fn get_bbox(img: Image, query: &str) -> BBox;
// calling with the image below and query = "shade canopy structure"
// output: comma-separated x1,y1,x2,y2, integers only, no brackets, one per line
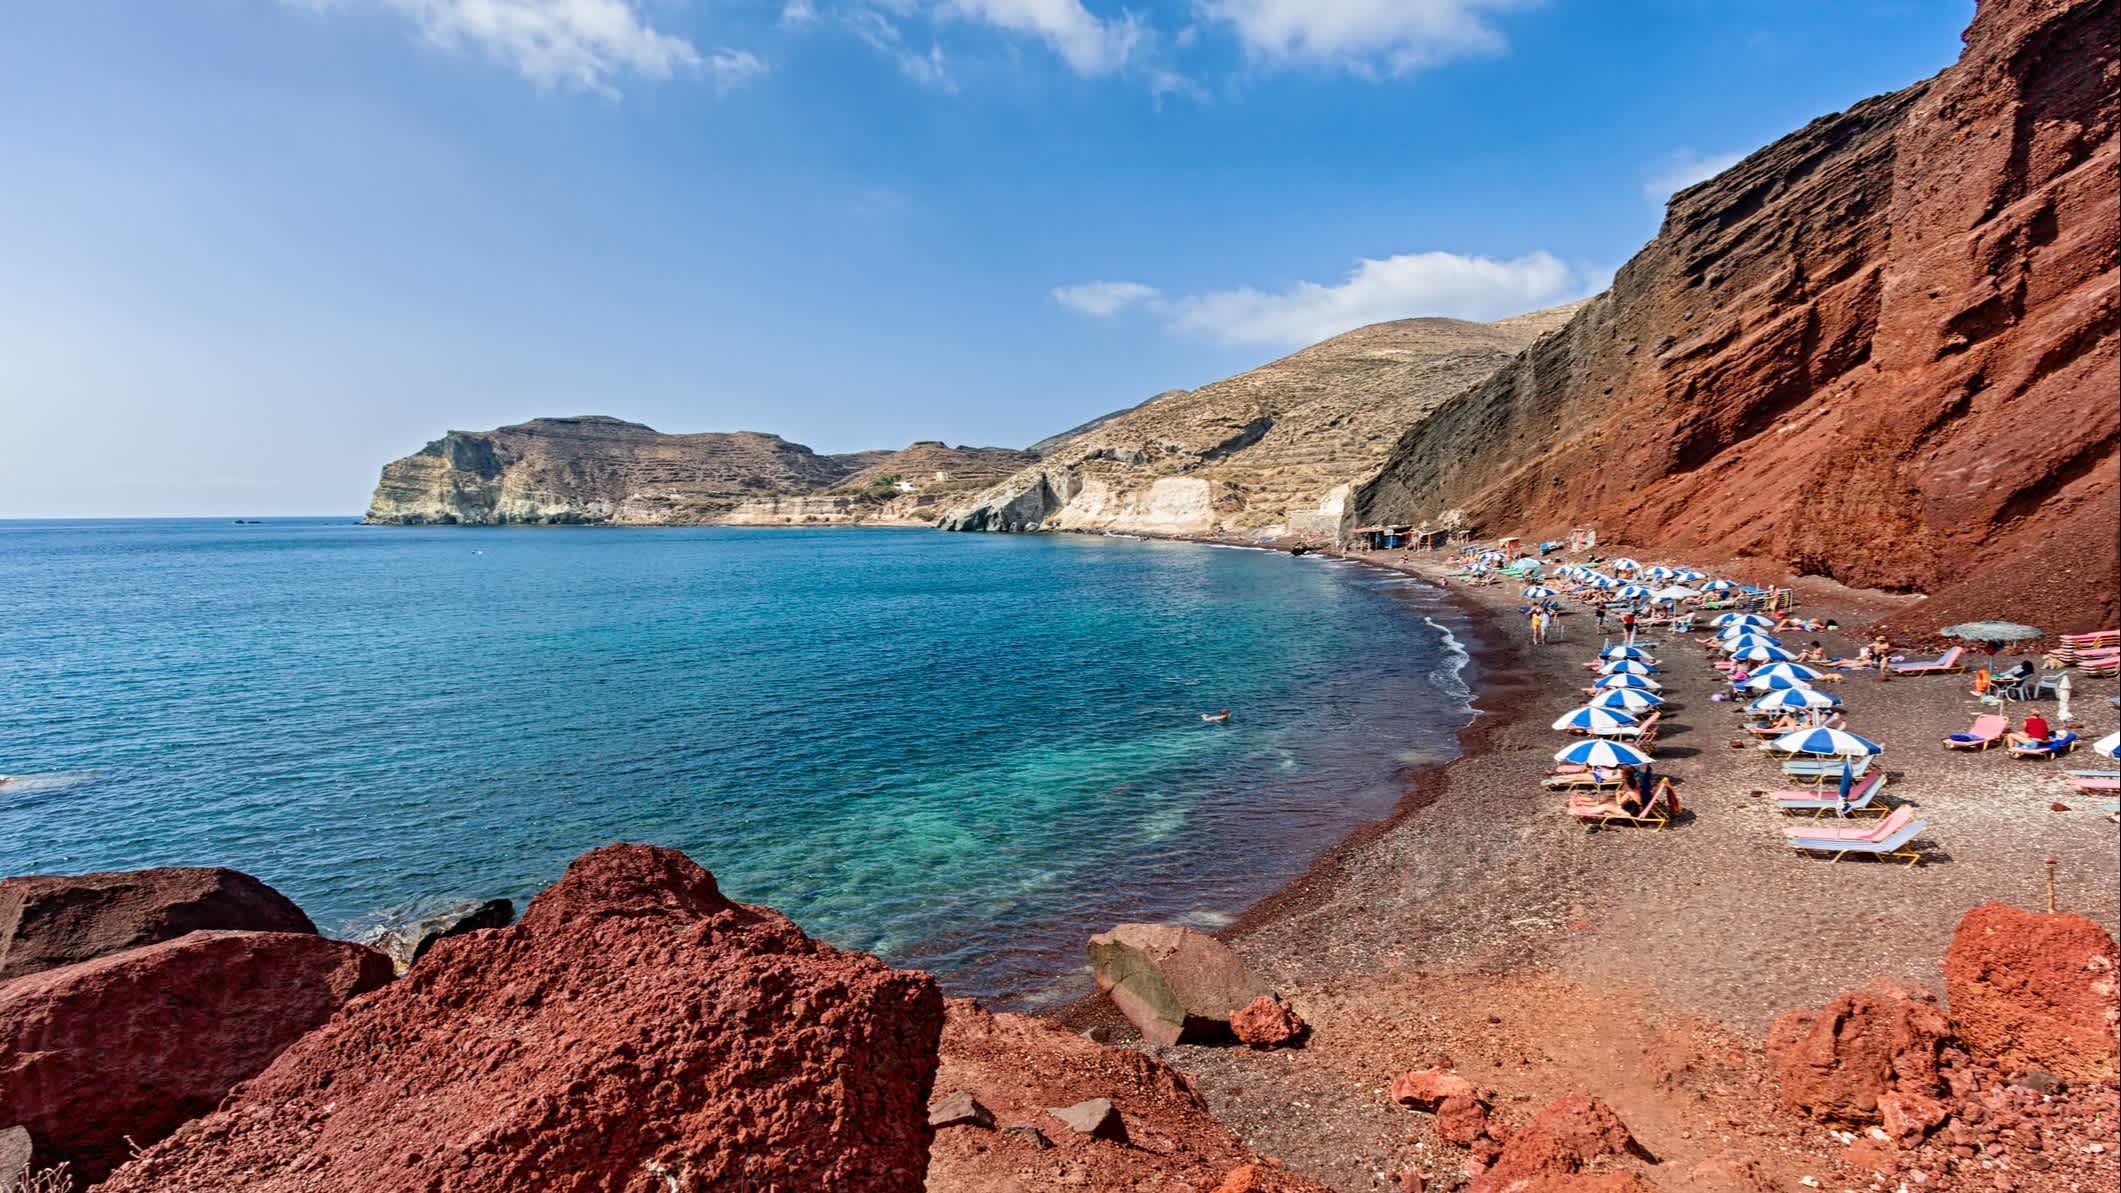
2097,732,2120,760
1595,673,1662,691
1600,659,1658,676
1553,705,1641,734
1938,621,2044,642
1676,569,1707,582
1600,644,1652,660
1744,672,1824,693
1730,643,1798,662
1591,688,1665,711
1750,661,1826,683
1749,687,1842,712
1768,727,1883,756
1523,585,1556,598
1712,611,1772,627
1555,738,1652,768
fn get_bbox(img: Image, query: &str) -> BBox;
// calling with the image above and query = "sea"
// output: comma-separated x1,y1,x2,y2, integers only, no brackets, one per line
0,519,1478,1004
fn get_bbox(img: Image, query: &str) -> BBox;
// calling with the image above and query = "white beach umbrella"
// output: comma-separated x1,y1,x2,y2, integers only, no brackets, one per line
1652,586,1698,601
1768,727,1883,756
1711,611,1771,627
1600,659,1658,676
1677,569,1708,582
1600,644,1652,660
1730,643,1798,663
1643,565,1676,580
1610,557,1640,571
1744,672,1823,693
1749,687,1842,712
1523,585,1556,598
1617,584,1651,600
1591,687,1665,712
2096,732,2120,759
1555,738,1652,767
1719,634,1783,654
1553,705,1641,734
1595,673,1662,691
1750,661,1825,683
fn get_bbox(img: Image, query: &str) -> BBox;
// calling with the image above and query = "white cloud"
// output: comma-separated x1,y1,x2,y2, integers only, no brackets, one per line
1052,280,1163,316
706,47,770,94
1198,0,1530,75
942,0,1144,75
779,0,820,29
1642,149,1744,201
292,0,703,95
1061,251,1581,345
898,43,957,90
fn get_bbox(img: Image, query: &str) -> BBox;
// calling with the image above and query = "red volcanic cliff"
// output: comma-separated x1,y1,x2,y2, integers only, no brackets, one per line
1357,0,2118,632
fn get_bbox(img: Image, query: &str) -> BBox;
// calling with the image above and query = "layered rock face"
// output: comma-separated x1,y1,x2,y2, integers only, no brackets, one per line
1944,902,2119,1082
1356,0,2118,632
939,308,1584,536
365,416,1032,526
0,865,316,981
100,844,945,1193
0,929,392,1183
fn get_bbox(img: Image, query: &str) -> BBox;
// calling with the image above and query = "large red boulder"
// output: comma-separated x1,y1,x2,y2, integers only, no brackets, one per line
98,844,945,1193
1469,1095,1648,1193
1943,902,2120,1082
1088,923,1274,1045
1765,981,1949,1124
0,866,316,980
0,929,391,1184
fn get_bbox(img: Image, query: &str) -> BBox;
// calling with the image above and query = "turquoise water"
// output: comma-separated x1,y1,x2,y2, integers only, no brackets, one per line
1,520,1474,1003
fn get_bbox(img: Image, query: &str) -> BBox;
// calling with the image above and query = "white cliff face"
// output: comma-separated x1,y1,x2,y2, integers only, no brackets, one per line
1044,477,1221,535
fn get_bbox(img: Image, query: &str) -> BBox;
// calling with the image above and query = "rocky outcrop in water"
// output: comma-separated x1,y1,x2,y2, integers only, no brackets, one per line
0,866,316,981
365,417,1032,526
938,309,1583,537
0,929,392,1184
99,844,945,1193
1354,0,2118,632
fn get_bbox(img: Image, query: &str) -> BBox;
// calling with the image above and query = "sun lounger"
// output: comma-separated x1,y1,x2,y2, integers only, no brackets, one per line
1781,804,1914,841
2067,769,2121,778
1565,778,1675,830
1785,817,1928,866
1893,646,1965,675
1542,768,1624,791
2006,731,2078,759
2065,776,2120,793
1773,773,1887,817
1943,714,2009,750
1781,755,1875,783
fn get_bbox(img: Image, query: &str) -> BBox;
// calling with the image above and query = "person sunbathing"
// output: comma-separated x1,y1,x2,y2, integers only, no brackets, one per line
1797,641,1826,662
2005,712,2052,749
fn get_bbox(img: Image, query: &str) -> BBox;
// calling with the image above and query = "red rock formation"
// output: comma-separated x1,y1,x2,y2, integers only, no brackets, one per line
1765,981,1950,1124
1358,0,2119,634
1391,1068,1481,1108
0,866,315,981
1468,1095,1650,1193
925,998,1333,1193
0,929,391,1184
1944,901,2121,1081
1231,993,1308,1047
98,844,945,1193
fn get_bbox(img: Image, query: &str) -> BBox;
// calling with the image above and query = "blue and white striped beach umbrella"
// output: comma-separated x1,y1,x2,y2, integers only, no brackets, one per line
1594,673,1662,691
1743,672,1821,693
1643,565,1676,580
1652,586,1698,602
1711,611,1769,626
1600,644,1651,660
1748,687,1841,712
1522,585,1556,598
1552,705,1641,734
1719,634,1783,653
1768,727,1882,756
2096,732,2119,759
1616,584,1651,600
1600,658,1658,676
1677,569,1708,582
1590,575,1619,589
1591,687,1664,711
1610,557,1640,571
1554,738,1652,767
1750,661,1825,683
1729,643,1797,662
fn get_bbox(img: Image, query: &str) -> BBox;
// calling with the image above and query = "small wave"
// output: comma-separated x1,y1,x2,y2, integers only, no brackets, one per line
0,771,101,795
1171,907,1236,930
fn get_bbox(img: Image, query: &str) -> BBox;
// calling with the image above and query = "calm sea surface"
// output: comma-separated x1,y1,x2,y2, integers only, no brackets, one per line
0,520,1475,1003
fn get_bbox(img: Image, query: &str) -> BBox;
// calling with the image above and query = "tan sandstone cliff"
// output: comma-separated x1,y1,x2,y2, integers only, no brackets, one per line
935,306,1585,537
364,417,1033,526
1353,0,2118,632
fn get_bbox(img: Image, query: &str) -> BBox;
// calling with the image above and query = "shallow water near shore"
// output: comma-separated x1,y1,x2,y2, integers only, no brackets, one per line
1,520,1473,1003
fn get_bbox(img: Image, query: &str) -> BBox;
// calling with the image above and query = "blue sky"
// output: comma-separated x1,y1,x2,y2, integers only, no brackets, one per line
0,0,1972,515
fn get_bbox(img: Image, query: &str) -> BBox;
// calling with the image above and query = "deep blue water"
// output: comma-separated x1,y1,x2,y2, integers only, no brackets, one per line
0,519,1475,1003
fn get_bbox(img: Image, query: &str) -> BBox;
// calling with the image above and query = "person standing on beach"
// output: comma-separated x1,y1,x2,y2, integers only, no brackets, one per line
1595,606,1608,636
1621,610,1637,644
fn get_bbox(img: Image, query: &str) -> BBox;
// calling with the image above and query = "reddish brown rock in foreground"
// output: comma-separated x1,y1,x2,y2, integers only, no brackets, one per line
1944,901,2121,1082
1356,0,2120,636
1468,1095,1652,1193
99,844,945,1193
1391,1068,1480,1109
1088,922,1273,1045
1766,981,1950,1124
0,866,316,981
0,929,391,1184
925,998,1333,1193
1232,993,1308,1048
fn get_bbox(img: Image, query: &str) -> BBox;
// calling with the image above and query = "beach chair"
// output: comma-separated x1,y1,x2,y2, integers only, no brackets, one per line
1785,816,1928,866
1541,768,1625,791
1607,711,1661,740
1781,755,1875,784
2005,731,2078,759
1943,714,2009,751
2064,775,2120,793
1773,772,1888,818
1565,778,1674,830
1782,803,1914,844
1893,646,1965,675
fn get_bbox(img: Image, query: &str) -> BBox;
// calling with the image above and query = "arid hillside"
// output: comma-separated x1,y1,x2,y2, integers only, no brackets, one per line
938,305,1585,537
1354,0,2118,632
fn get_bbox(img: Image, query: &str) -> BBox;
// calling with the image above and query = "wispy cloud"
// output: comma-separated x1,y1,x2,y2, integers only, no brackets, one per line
779,0,820,30
1051,280,1163,315
1642,148,1744,201
1057,250,1588,346
1198,0,1532,76
706,48,770,94
289,0,704,96
941,0,1144,75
